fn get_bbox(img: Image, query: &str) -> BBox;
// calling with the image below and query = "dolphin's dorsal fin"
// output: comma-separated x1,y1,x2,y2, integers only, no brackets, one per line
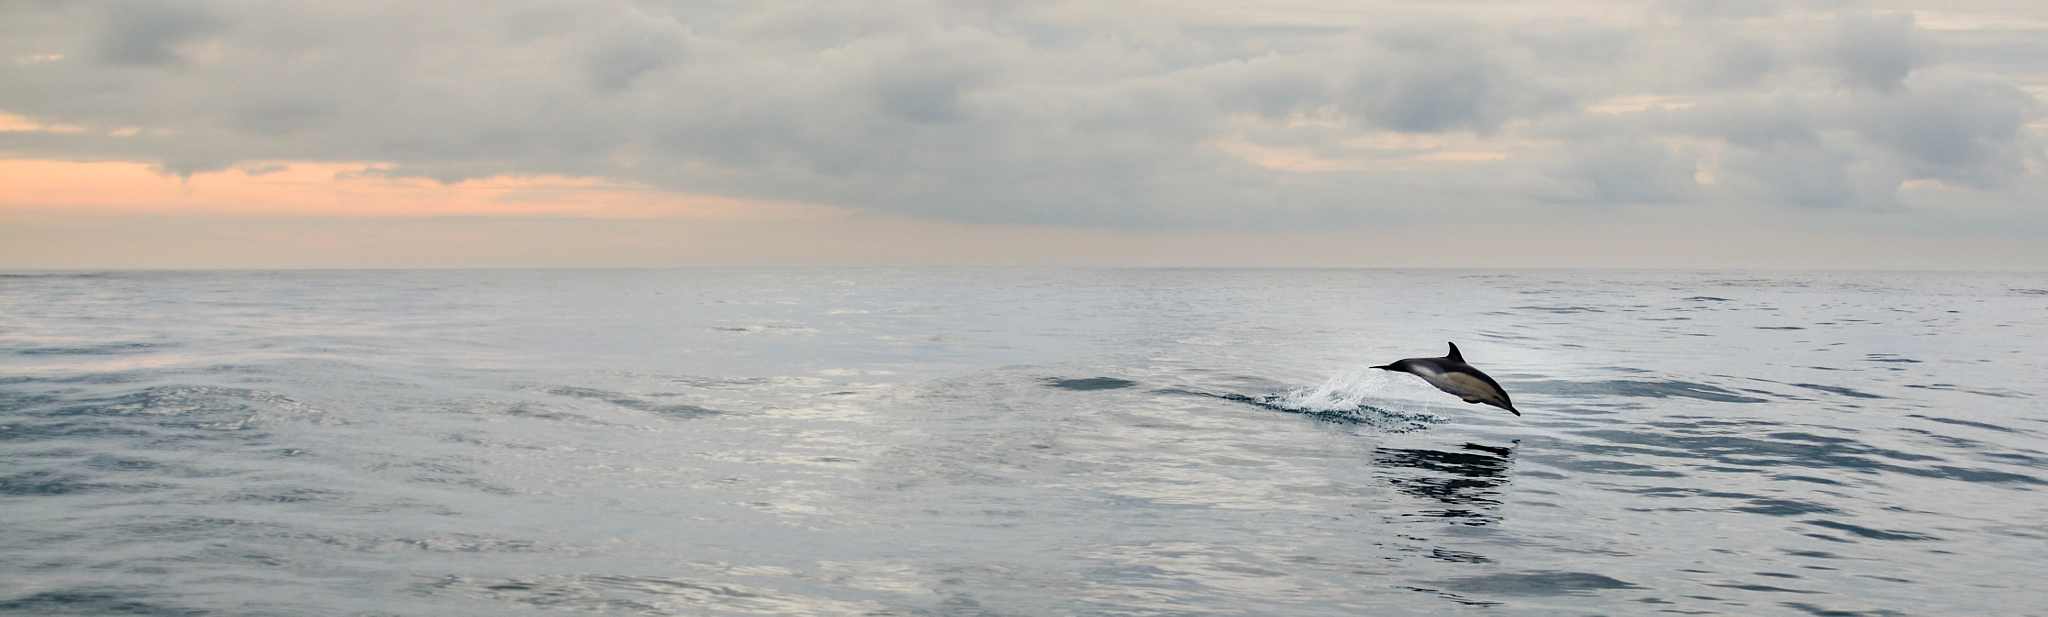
1446,342,1464,363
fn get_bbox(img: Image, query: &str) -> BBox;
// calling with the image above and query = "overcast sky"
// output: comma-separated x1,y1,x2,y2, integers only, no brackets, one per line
3,0,2047,268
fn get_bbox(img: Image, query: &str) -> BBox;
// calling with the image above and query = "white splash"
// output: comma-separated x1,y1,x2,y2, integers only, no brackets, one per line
1274,365,1393,412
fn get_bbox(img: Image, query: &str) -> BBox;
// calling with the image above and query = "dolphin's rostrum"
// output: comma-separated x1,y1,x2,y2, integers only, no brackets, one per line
1373,342,1520,416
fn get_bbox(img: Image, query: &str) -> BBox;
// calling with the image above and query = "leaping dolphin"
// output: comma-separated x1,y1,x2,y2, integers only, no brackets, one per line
1373,342,1520,416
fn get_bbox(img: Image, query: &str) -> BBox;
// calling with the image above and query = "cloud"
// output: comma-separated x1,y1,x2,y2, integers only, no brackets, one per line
0,0,2042,228
1827,11,1924,93
95,0,230,66
1847,71,2034,184
1540,139,1702,205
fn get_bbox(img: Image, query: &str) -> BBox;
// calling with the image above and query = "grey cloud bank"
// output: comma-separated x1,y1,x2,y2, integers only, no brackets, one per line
2,0,2046,233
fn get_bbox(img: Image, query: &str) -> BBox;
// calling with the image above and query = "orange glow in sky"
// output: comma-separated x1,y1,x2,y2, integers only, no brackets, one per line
0,159,848,220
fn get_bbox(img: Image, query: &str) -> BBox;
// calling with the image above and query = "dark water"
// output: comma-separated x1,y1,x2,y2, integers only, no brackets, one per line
2,269,2044,615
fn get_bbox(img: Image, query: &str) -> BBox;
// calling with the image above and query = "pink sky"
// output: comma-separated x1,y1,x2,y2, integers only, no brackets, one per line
0,159,845,220
4,156,2044,269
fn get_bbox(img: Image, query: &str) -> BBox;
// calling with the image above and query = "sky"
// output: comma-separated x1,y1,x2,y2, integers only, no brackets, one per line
3,0,2047,269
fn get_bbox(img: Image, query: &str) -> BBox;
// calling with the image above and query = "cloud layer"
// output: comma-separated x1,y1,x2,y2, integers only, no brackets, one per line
2,0,2045,229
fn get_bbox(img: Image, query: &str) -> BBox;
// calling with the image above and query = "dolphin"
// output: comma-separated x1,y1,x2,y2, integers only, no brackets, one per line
1373,342,1520,416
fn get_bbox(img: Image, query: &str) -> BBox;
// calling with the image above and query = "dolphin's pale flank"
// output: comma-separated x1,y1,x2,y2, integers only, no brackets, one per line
1372,342,1520,416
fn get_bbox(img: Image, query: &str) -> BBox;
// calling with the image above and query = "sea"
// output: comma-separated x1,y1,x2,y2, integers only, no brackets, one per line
2,269,2044,616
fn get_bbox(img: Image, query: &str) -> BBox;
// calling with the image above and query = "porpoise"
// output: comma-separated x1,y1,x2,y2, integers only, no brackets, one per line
1372,342,1520,416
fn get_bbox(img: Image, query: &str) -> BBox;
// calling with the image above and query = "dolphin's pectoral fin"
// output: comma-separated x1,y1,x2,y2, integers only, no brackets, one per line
1461,395,1483,403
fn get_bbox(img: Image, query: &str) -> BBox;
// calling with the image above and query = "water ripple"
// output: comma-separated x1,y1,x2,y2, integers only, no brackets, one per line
3,269,2044,615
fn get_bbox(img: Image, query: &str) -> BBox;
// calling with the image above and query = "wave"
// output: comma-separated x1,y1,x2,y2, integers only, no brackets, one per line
1169,366,1443,432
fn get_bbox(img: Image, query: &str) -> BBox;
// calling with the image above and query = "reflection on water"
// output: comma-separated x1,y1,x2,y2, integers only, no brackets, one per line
1375,444,1514,526
1431,570,1643,597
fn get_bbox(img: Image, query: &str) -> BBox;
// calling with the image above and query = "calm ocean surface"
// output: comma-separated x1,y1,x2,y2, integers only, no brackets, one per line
2,269,2044,616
